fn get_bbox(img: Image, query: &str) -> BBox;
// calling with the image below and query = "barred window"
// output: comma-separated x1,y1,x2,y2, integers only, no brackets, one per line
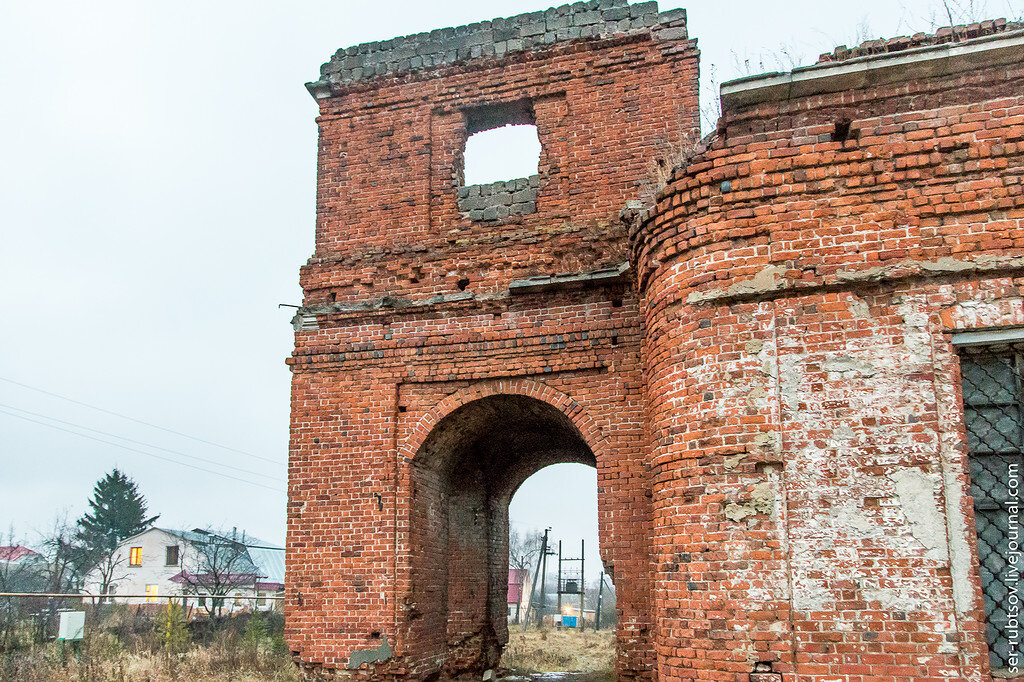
959,348,1023,671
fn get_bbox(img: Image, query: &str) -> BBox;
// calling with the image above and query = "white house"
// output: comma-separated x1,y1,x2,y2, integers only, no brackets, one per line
81,527,284,611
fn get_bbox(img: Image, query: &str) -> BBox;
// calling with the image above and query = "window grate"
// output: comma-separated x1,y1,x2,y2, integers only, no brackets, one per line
959,349,1023,671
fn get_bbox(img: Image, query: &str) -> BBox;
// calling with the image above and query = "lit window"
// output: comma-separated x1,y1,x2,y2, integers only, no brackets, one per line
165,545,179,566
129,547,143,566
145,584,158,603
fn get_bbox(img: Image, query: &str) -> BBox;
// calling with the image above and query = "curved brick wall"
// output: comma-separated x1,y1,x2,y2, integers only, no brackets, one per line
631,35,1024,681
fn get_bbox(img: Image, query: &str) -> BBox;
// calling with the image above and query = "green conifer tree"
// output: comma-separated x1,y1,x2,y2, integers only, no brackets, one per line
76,468,159,596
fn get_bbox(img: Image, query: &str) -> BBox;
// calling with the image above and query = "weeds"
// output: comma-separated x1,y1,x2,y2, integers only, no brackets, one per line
501,626,615,677
0,606,298,682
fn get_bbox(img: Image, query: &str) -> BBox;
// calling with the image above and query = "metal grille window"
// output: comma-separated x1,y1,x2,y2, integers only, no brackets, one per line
960,349,1023,671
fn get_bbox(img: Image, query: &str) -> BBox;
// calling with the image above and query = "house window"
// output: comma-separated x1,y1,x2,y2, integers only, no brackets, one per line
145,584,158,603
129,547,143,566
959,348,1024,671
166,545,179,566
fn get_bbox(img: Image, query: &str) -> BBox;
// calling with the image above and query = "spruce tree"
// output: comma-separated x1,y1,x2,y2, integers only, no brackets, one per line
76,468,159,555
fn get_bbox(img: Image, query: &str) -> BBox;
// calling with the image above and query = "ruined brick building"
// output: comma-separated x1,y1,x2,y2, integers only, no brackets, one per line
286,1,1024,679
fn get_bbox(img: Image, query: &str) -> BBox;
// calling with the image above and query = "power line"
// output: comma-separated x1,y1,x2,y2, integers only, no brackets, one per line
0,402,281,482
0,376,281,465
0,408,285,494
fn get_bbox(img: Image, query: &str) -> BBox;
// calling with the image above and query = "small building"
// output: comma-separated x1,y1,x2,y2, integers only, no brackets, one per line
81,527,284,611
0,545,48,592
506,568,531,622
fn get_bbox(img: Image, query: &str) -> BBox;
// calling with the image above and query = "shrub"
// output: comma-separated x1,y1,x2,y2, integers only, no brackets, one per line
155,601,190,654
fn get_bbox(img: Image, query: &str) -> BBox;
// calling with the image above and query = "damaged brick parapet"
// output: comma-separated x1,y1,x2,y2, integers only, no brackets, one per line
307,0,687,95
457,175,540,221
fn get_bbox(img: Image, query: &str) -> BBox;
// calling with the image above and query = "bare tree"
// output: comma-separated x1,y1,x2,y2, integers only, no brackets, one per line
178,528,258,620
85,543,131,602
584,575,617,628
37,512,89,595
508,527,544,574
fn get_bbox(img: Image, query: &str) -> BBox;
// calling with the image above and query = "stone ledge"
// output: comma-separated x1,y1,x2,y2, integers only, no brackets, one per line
510,262,630,293
308,1,688,96
457,175,540,222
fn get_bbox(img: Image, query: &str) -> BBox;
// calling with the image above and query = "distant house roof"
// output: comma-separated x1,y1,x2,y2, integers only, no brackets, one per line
248,546,285,586
0,545,40,562
508,568,529,604
154,528,284,588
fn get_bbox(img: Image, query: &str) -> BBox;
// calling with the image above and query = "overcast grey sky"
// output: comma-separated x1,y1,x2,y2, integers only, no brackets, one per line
2,0,1020,578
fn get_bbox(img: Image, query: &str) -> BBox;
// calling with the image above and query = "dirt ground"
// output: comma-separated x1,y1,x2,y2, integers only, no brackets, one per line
500,626,615,679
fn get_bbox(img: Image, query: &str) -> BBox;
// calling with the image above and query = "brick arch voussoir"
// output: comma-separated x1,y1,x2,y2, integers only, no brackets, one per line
400,379,608,464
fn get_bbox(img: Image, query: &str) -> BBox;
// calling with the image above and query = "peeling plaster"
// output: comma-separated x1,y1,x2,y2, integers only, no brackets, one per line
829,500,879,538
792,572,831,611
724,482,775,522
347,636,393,669
687,264,790,304
836,254,1024,283
724,454,746,469
822,354,878,377
861,586,926,613
889,469,949,562
847,296,871,318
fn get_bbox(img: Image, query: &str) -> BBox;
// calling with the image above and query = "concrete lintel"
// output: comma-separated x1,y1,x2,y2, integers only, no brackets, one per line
951,327,1024,347
720,30,1024,109
509,262,630,294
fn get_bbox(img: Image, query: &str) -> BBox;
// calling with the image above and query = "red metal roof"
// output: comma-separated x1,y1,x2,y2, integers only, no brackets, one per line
0,545,39,562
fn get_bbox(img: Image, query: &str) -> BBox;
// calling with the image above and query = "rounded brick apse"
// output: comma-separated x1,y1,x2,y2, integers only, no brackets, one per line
287,1,1024,679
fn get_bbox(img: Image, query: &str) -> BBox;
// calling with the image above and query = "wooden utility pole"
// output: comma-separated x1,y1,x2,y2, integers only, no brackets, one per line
595,572,605,631
579,538,585,630
528,527,551,628
556,540,563,618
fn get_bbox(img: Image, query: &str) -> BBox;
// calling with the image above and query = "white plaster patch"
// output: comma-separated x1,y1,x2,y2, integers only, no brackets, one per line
860,586,925,612
889,468,949,562
792,572,831,611
822,354,878,377
829,500,879,538
847,295,870,318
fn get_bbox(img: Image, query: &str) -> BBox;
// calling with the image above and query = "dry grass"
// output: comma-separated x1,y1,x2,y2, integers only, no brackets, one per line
0,619,300,682
1,621,614,681
1,642,301,682
501,627,615,679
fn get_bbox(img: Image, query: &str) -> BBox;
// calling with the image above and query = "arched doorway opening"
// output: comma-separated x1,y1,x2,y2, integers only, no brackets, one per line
409,394,596,678
504,463,615,677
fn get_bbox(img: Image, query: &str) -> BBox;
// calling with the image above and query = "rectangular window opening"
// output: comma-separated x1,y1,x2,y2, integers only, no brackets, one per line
145,584,158,603
166,545,179,566
958,346,1024,672
129,546,143,567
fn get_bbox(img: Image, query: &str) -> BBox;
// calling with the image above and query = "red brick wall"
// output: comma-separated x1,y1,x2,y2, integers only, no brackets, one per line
290,3,1023,679
631,46,1024,681
286,5,699,678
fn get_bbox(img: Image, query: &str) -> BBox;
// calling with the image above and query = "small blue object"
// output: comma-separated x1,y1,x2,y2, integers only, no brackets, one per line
562,615,578,628
720,180,732,193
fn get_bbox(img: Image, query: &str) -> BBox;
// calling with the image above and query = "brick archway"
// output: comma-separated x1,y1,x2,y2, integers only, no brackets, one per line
402,381,605,678
400,378,611,465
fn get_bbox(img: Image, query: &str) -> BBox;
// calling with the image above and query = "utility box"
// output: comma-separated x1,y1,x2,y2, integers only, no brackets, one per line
57,611,85,641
